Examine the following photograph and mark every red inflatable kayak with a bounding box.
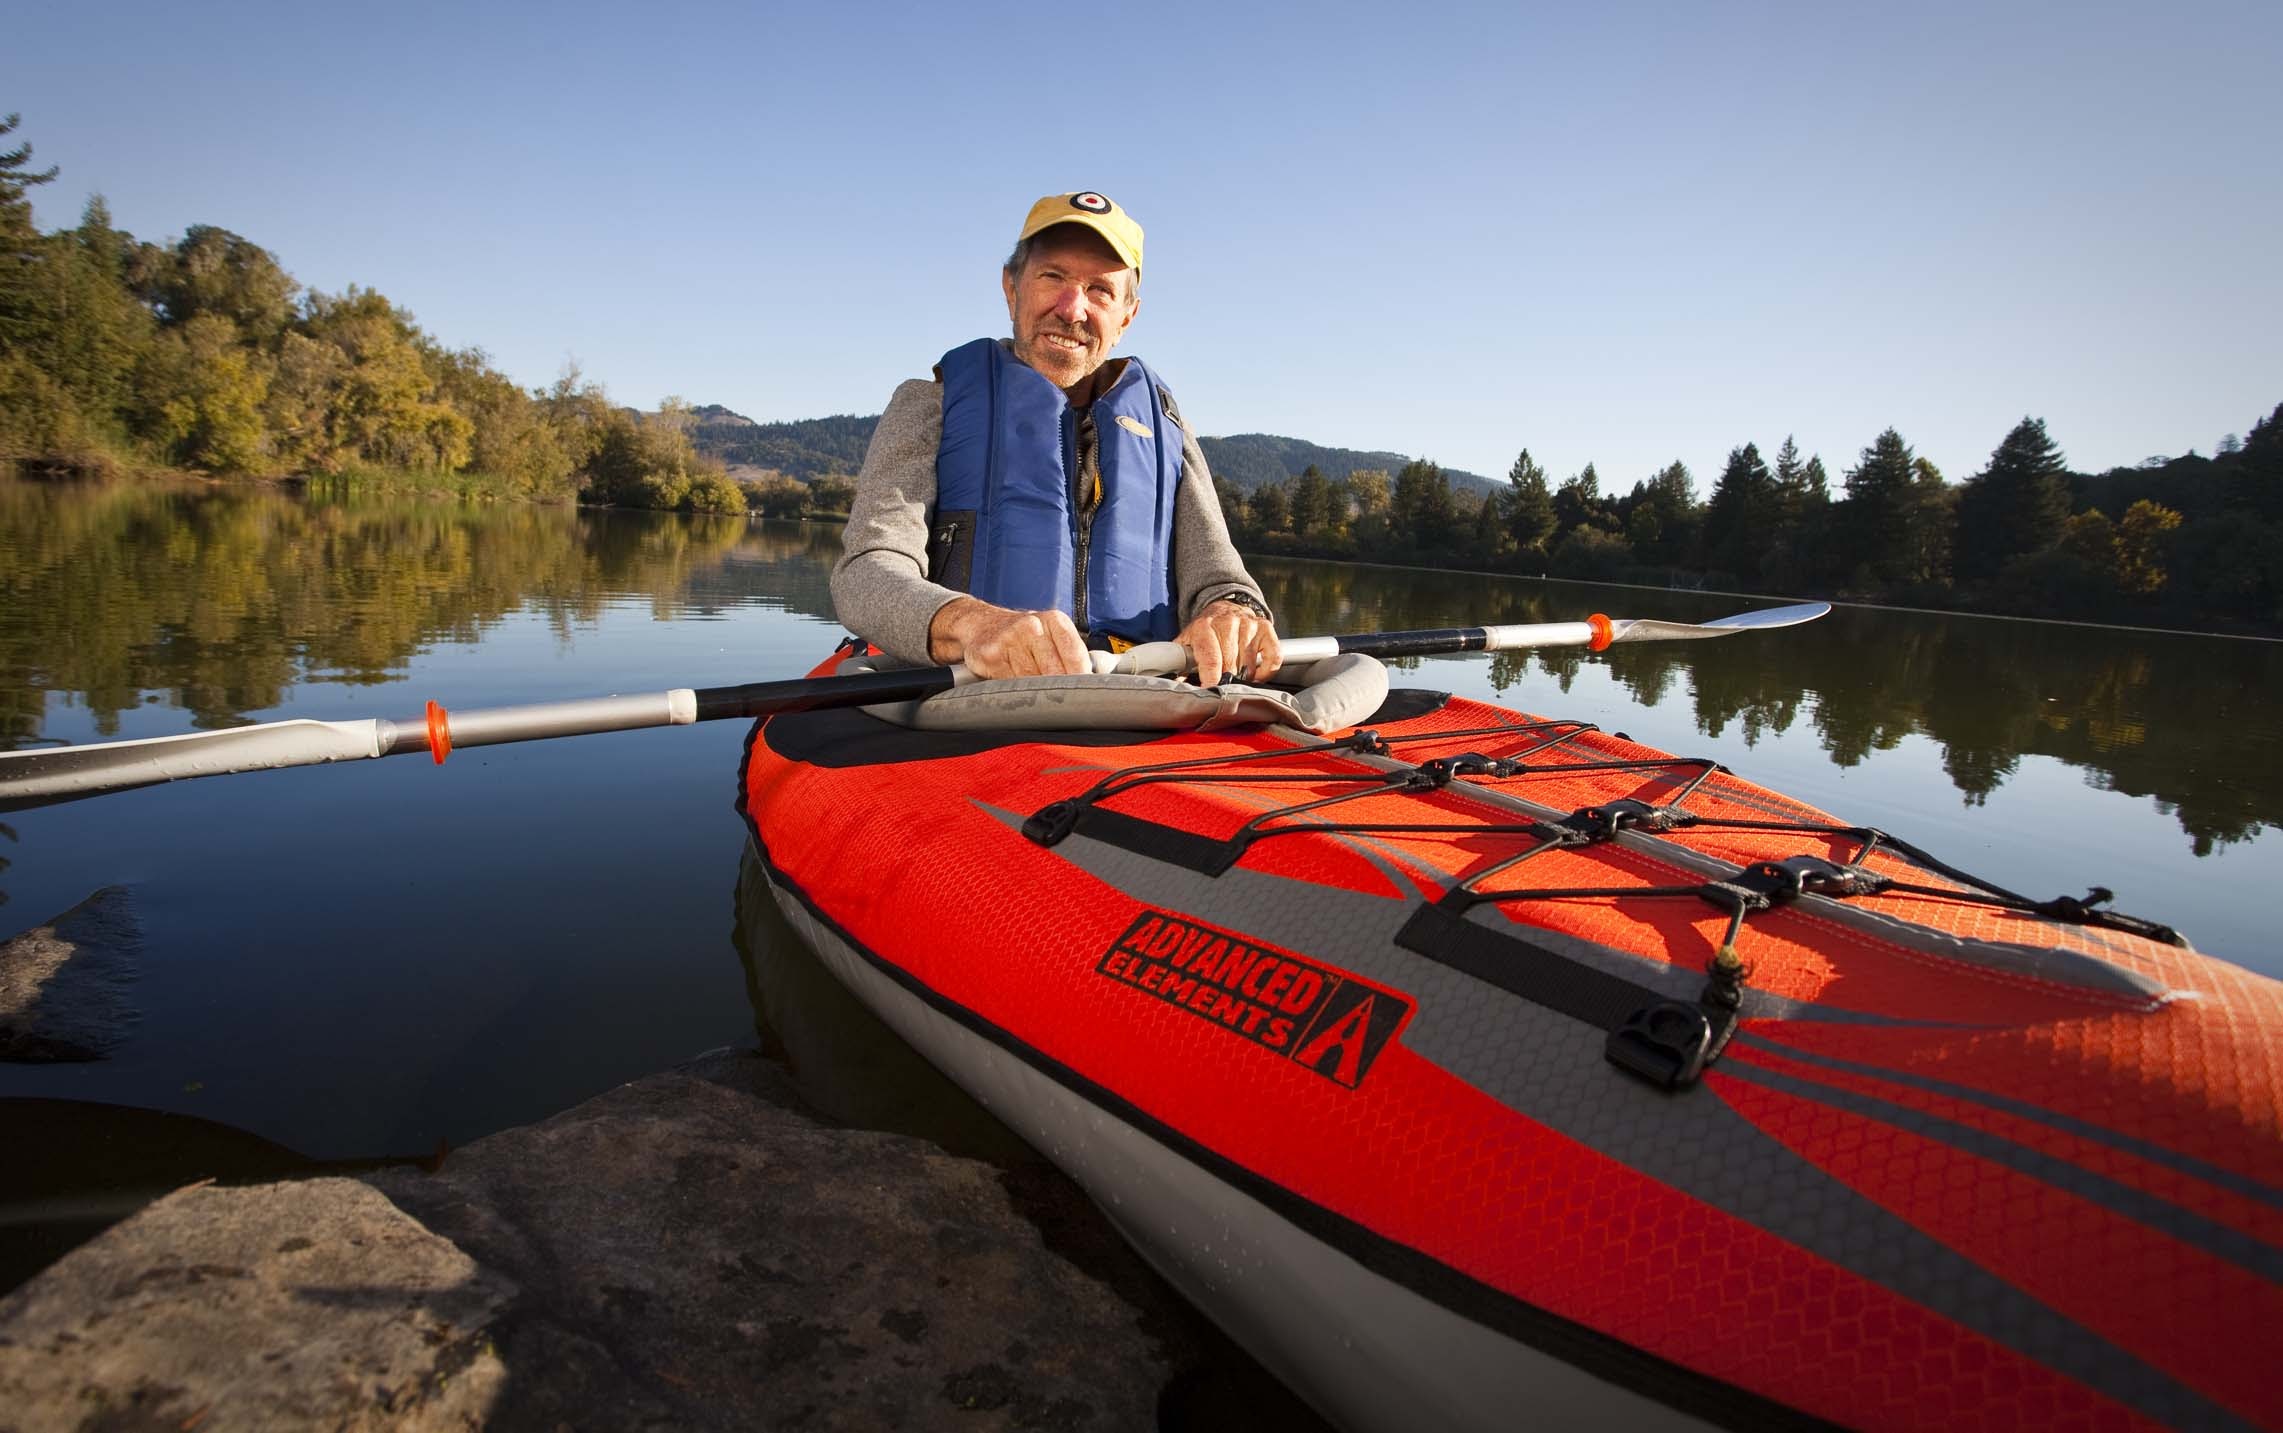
[739,652,2282,1432]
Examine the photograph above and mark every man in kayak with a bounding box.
[832,191,1281,686]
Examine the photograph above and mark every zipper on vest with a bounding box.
[1070,408,1096,634]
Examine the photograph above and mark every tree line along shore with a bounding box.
[3,113,2276,633]
[0,114,838,521]
[1214,403,2281,634]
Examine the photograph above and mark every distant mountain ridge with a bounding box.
[682,405,1493,494]
[1198,434,1494,495]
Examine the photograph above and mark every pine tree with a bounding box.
[0,112,57,244]
[1505,448,1555,560]
[0,112,61,349]
[1906,455,1955,587]
[1392,459,1455,552]
[1954,416,2071,582]
[1248,480,1290,534]
[1289,463,1335,535]
[1628,461,1699,566]
[2243,402,2283,475]
[1213,476,1248,541]
[1841,428,1920,585]
[1553,463,1607,536]
[1702,442,1775,581]
[1802,454,1830,502]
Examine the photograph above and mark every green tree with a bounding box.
[0,112,61,351]
[1391,459,1455,552]
[1470,490,1505,563]
[1346,467,1392,549]
[1213,475,1248,542]
[26,198,154,425]
[1702,443,1775,581]
[0,113,56,234]
[139,314,271,472]
[1955,417,2071,582]
[139,226,298,343]
[1841,429,1951,589]
[1553,463,1610,536]
[298,288,471,470]
[1548,523,1631,580]
[808,475,856,515]
[581,396,732,511]
[1504,448,1555,561]
[2115,499,2183,596]
[1627,460,1700,566]
[432,349,579,496]
[1288,463,1336,535]
[2244,402,2283,476]
[1905,455,1955,588]
[1248,480,1290,534]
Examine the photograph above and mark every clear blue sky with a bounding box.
[9,0,2278,490]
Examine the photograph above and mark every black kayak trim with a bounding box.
[735,713,1840,1433]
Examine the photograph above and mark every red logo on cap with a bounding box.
[1071,192,1112,213]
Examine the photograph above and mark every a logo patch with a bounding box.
[1114,414,1153,439]
[1070,191,1112,213]
[1097,911,1413,1088]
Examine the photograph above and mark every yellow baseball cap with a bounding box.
[1017,191,1144,272]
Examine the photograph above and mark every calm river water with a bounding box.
[3,472,2278,1180]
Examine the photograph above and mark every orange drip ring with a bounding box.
[1587,613,1614,651]
[425,700,453,765]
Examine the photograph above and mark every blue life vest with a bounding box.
[930,338,1181,644]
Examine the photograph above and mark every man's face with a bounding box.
[1002,227,1138,391]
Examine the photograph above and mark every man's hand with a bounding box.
[1180,598,1281,687]
[929,597,1091,679]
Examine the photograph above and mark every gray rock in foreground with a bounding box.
[0,1176,511,1430]
[0,1046,1310,1430]
[367,1048,1172,1429]
[0,886,140,1061]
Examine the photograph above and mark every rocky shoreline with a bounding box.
[0,888,1323,1431]
[0,1044,1328,1430]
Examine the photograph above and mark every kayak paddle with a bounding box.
[0,601,1828,811]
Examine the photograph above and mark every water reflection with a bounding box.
[1256,560,2282,856]
[730,842,1032,1165]
[0,473,2274,862]
[0,475,772,744]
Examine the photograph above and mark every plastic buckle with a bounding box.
[1418,751,1500,787]
[1339,728,1389,756]
[1563,798,1657,842]
[1021,800,1082,847]
[1605,1001,1715,1090]
[1734,854,1848,901]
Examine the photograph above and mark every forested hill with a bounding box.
[684,405,1490,493]
[1198,435,1494,496]
[688,406,876,477]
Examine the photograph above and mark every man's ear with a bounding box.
[1001,267,1018,319]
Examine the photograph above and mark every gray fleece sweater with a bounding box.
[829,360,1267,665]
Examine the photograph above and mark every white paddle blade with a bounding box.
[1609,602,1833,644]
[0,719,395,810]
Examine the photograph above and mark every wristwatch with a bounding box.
[1211,590,1273,623]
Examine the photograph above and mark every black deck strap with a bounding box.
[1859,831,2180,944]
[1396,904,1739,1091]
[1397,905,1654,1031]
[2028,888,2187,947]
[1055,805,1239,875]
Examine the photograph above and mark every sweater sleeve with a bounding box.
[1171,424,1272,623]
[828,379,964,665]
